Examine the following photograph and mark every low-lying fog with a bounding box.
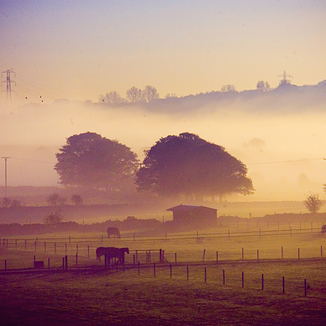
[1,88,326,201]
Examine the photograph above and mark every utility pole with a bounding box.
[1,69,16,101]
[2,157,10,197]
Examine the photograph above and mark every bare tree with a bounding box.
[221,84,237,93]
[47,193,66,206]
[99,91,125,104]
[143,85,159,102]
[256,81,271,92]
[126,87,144,102]
[44,211,63,224]
[303,193,324,214]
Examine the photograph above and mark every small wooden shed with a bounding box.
[166,204,217,227]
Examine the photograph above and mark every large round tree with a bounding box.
[55,132,138,190]
[136,132,254,200]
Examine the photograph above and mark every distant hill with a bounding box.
[94,80,326,114]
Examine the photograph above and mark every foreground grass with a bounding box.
[1,260,326,325]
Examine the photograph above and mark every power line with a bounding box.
[15,76,59,97]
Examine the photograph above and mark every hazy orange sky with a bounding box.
[1,0,326,202]
[1,0,326,102]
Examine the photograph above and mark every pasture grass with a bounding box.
[1,260,326,325]
[1,227,326,324]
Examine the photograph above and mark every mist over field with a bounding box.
[1,83,326,202]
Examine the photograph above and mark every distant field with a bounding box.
[1,228,326,325]
[0,200,315,225]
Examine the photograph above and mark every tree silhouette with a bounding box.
[256,81,271,92]
[136,132,254,201]
[143,85,159,102]
[126,86,144,102]
[99,91,125,104]
[71,194,83,205]
[47,193,66,206]
[55,132,138,190]
[44,211,63,224]
[303,193,324,214]
[221,84,237,93]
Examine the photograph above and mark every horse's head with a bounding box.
[121,247,129,254]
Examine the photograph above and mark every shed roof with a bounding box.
[166,204,217,212]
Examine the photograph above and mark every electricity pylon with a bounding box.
[1,69,16,101]
[278,70,293,85]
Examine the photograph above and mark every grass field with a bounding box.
[1,228,326,325]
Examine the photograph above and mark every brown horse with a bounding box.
[96,247,129,265]
[107,227,121,239]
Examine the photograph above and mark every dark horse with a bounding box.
[96,247,129,265]
[107,227,121,239]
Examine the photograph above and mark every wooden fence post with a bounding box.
[204,267,207,283]
[187,266,189,281]
[138,261,140,275]
[298,248,300,260]
[282,276,285,294]
[203,249,206,262]
[65,255,68,270]
[262,274,264,290]
[242,272,244,288]
[304,279,307,297]
[223,269,225,285]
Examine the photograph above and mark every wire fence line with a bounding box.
[0,224,324,244]
[0,225,325,271]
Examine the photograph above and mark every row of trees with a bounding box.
[98,81,273,104]
[54,132,254,201]
[99,85,159,104]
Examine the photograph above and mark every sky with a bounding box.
[1,0,326,202]
[1,0,326,101]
